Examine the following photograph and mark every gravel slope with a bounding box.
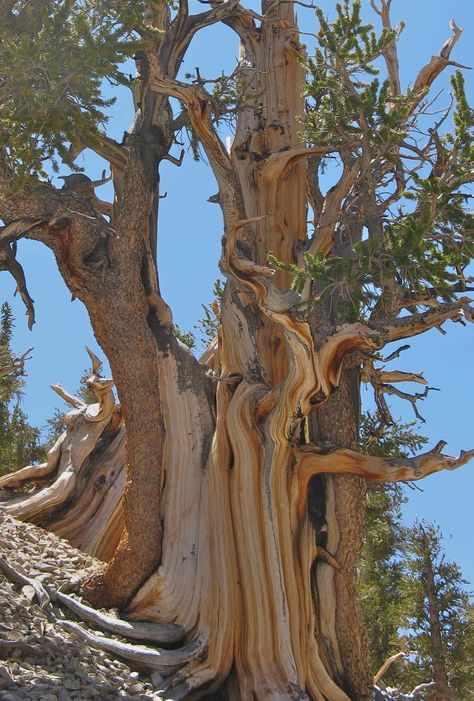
[0,512,159,701]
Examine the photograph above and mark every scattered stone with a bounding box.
[0,664,13,689]
[0,512,157,700]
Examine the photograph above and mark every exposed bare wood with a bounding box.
[373,651,406,686]
[52,590,185,645]
[0,555,50,609]
[309,159,360,257]
[296,441,474,493]
[412,19,465,108]
[50,384,86,409]
[0,346,33,379]
[0,350,122,557]
[1,3,472,700]
[0,241,36,328]
[370,0,401,97]
[61,620,207,673]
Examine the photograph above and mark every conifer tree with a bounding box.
[401,523,474,701]
[0,301,44,476]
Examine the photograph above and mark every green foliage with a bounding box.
[0,0,152,180]
[303,0,405,150]
[358,412,427,681]
[194,279,223,348]
[174,325,196,349]
[359,413,474,692]
[299,1,474,320]
[359,411,428,459]
[0,302,45,476]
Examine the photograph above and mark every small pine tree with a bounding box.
[401,523,474,701]
[0,302,45,476]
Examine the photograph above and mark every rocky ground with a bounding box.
[0,512,161,701]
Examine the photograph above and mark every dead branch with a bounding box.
[295,440,474,486]
[361,358,432,423]
[0,347,33,379]
[373,651,406,686]
[412,19,467,110]
[83,347,116,423]
[321,298,474,383]
[50,384,87,410]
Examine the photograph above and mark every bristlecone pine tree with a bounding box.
[0,1,473,699]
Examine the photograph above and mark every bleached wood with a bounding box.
[53,590,184,644]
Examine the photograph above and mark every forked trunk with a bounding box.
[128,5,372,699]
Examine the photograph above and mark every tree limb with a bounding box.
[370,0,401,97]
[0,242,36,329]
[373,651,406,686]
[309,159,360,256]
[295,440,474,486]
[412,19,467,109]
[0,347,33,379]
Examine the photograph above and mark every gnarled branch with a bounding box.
[295,440,474,486]
[0,346,33,379]
[412,19,467,109]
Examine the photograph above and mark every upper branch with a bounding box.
[308,157,360,257]
[0,347,33,379]
[148,64,242,222]
[370,0,401,96]
[412,19,467,110]
[168,0,243,75]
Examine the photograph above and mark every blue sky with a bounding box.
[1,0,473,582]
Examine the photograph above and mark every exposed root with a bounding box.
[0,555,50,609]
[53,589,185,645]
[0,551,202,682]
[61,620,206,673]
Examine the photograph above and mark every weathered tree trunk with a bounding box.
[0,349,125,561]
[309,370,371,701]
